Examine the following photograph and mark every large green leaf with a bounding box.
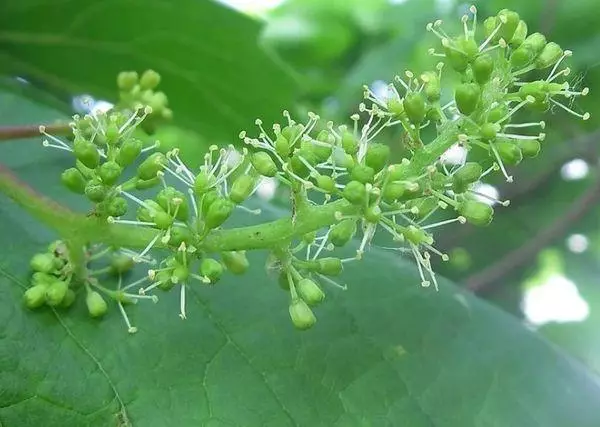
[2,89,600,426]
[0,0,298,141]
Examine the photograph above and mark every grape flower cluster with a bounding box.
[24,7,589,333]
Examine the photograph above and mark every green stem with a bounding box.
[0,123,459,254]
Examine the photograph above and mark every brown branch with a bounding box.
[0,122,71,141]
[466,169,600,293]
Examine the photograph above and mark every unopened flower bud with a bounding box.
[61,168,87,194]
[200,258,224,284]
[251,152,278,177]
[45,279,68,306]
[221,251,249,275]
[297,278,325,306]
[289,299,316,330]
[455,83,481,116]
[459,200,494,226]
[86,290,108,318]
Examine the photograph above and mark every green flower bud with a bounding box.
[289,149,317,178]
[281,124,302,144]
[497,9,520,42]
[315,175,336,193]
[98,161,122,186]
[403,225,432,246]
[453,162,483,184]
[205,198,235,230]
[387,98,405,118]
[86,290,108,318]
[137,152,167,180]
[45,279,68,306]
[116,138,143,167]
[149,92,168,113]
[117,71,138,91]
[459,200,494,226]
[74,139,100,169]
[487,103,509,123]
[350,165,375,184]
[421,71,441,102]
[519,139,541,158]
[107,196,128,217]
[139,69,161,90]
[200,258,224,284]
[495,141,523,166]
[171,265,189,283]
[136,200,163,223]
[153,211,174,230]
[156,187,189,221]
[343,180,367,205]
[365,143,390,172]
[455,83,481,116]
[221,251,249,275]
[535,42,563,69]
[329,219,357,247]
[518,81,549,109]
[275,135,291,158]
[61,168,87,194]
[30,253,57,274]
[201,190,220,216]
[403,92,426,124]
[522,32,547,55]
[289,299,316,331]
[480,123,499,141]
[405,197,438,219]
[386,163,410,181]
[168,226,192,246]
[85,179,107,203]
[313,130,335,162]
[510,45,536,68]
[134,176,160,190]
[510,20,528,47]
[156,270,175,291]
[105,123,120,145]
[297,278,325,306]
[194,171,215,195]
[382,181,406,203]
[317,257,343,276]
[444,42,469,72]
[31,272,55,287]
[60,289,76,309]
[110,253,135,275]
[341,131,359,155]
[364,205,382,223]
[230,174,257,204]
[251,152,278,177]
[472,54,494,84]
[23,285,48,309]
[302,231,317,245]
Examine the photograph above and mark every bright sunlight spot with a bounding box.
[471,183,500,206]
[567,234,589,253]
[522,274,590,326]
[441,144,467,165]
[370,80,392,103]
[256,177,278,201]
[216,0,285,14]
[561,158,589,181]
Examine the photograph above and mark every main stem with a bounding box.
[0,122,458,253]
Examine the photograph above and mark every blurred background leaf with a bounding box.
[0,0,300,141]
